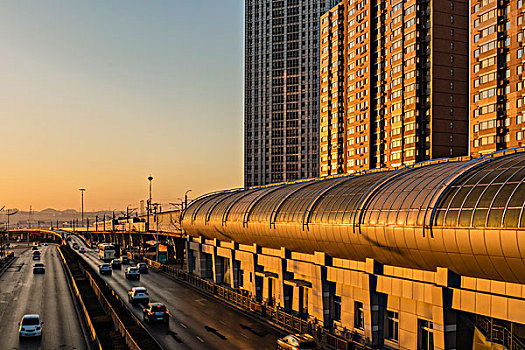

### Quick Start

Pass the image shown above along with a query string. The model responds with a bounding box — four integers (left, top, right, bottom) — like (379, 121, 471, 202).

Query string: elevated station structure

(182, 148, 525, 349)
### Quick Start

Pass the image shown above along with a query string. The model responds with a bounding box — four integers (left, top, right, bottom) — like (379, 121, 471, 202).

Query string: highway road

(0, 244, 87, 350)
(70, 235, 283, 350)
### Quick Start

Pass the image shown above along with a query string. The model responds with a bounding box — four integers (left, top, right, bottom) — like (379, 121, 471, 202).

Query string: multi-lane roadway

(70, 235, 283, 350)
(0, 244, 87, 350)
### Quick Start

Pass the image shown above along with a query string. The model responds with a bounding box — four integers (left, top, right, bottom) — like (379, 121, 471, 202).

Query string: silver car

(128, 287, 149, 304)
(125, 266, 140, 280)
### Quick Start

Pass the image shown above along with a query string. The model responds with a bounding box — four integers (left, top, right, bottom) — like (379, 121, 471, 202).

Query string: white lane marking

(195, 298, 206, 305)
(196, 336, 205, 343)
(219, 320, 227, 325)
(240, 333, 248, 338)
(179, 322, 187, 329)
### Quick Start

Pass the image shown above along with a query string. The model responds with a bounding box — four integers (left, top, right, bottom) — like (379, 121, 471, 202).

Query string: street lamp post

(79, 188, 86, 231)
(126, 205, 137, 253)
(152, 203, 159, 262)
(147, 176, 153, 231)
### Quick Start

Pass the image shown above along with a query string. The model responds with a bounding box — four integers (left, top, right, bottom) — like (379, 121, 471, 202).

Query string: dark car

(111, 259, 122, 270)
(120, 255, 130, 265)
(137, 263, 149, 274)
(33, 263, 45, 274)
(143, 303, 169, 324)
(277, 334, 319, 350)
(99, 263, 112, 275)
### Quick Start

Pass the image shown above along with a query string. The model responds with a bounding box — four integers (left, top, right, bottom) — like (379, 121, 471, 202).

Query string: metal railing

(84, 270, 143, 350)
(476, 315, 525, 350)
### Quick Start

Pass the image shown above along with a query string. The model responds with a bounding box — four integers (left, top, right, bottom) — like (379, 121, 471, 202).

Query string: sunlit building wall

(470, 0, 525, 156)
(319, 0, 469, 175)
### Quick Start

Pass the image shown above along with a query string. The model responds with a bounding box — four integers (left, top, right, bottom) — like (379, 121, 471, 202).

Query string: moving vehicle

(32, 251, 41, 261)
(31, 246, 38, 251)
(33, 263, 45, 274)
(120, 255, 130, 265)
(19, 314, 43, 338)
(72, 243, 79, 250)
(111, 259, 122, 270)
(143, 303, 169, 324)
(277, 334, 319, 350)
(79, 247, 86, 254)
(137, 263, 149, 274)
(128, 287, 149, 304)
(98, 243, 116, 261)
(44, 243, 48, 246)
(99, 263, 112, 275)
(125, 266, 140, 280)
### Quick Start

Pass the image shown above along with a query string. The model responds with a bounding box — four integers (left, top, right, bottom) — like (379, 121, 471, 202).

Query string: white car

(19, 314, 43, 338)
(128, 287, 150, 304)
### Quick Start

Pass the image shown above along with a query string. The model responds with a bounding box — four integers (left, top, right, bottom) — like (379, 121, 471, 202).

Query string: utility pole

(28, 205, 32, 245)
(184, 189, 192, 211)
(79, 188, 86, 231)
(4, 209, 18, 255)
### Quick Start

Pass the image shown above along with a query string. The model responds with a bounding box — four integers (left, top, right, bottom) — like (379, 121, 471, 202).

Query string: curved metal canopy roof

(182, 148, 525, 282)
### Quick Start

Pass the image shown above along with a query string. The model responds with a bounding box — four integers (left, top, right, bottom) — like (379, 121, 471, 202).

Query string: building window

(386, 311, 399, 342)
(355, 301, 365, 329)
(419, 320, 434, 350)
(333, 295, 341, 321)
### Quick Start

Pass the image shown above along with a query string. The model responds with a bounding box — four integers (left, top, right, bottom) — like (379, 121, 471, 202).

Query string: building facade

(183, 148, 525, 349)
(470, 0, 525, 156)
(244, 0, 338, 187)
(319, 0, 469, 176)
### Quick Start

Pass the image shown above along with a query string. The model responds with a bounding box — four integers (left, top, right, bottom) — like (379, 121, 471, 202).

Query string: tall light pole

(147, 175, 153, 231)
(79, 188, 86, 231)
(152, 202, 159, 262)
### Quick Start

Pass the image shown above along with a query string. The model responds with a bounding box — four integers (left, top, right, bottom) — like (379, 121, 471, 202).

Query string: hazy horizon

(0, 1, 244, 211)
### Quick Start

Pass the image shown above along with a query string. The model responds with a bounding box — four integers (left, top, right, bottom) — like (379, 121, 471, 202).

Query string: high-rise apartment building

(244, 0, 338, 187)
(470, 0, 525, 156)
(320, 0, 469, 176)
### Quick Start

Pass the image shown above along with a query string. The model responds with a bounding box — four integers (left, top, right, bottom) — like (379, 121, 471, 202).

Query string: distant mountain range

(1, 208, 134, 226)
